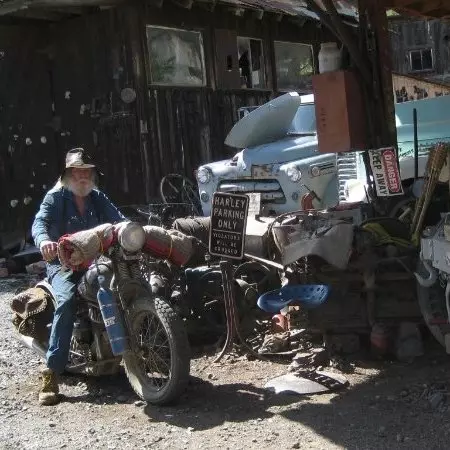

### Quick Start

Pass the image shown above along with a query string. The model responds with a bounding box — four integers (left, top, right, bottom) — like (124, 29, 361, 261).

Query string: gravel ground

(2, 275, 450, 450)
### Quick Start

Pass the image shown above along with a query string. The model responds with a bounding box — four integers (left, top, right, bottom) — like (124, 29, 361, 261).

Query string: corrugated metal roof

(213, 0, 358, 19)
(0, 0, 359, 20)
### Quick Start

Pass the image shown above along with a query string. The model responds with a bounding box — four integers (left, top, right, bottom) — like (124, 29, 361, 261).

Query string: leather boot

(38, 368, 59, 406)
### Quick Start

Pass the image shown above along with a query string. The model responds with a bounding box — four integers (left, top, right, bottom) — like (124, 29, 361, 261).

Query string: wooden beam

(275, 12, 283, 22)
(385, 0, 417, 7)
(360, 0, 397, 148)
(0, 0, 29, 16)
(172, 0, 193, 9)
(253, 9, 264, 20)
(418, 0, 445, 13)
(385, 0, 450, 17)
(33, 0, 121, 6)
(231, 7, 245, 16)
(197, 0, 215, 12)
(147, 0, 164, 7)
(304, 0, 340, 38)
(321, 0, 372, 86)
(10, 8, 69, 20)
(42, 5, 88, 14)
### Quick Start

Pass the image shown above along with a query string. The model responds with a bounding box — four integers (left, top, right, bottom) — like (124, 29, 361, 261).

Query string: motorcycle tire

(123, 296, 190, 406)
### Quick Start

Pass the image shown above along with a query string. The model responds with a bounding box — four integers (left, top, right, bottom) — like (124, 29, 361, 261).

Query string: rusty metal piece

(244, 253, 284, 271)
(213, 261, 236, 363)
(214, 260, 267, 363)
(414, 254, 437, 288)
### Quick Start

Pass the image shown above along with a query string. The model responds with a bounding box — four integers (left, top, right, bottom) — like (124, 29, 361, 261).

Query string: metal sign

(248, 193, 261, 217)
(368, 147, 404, 197)
(209, 192, 249, 260)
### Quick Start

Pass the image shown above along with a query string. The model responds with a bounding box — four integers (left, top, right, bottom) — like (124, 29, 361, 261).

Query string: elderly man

(32, 148, 125, 406)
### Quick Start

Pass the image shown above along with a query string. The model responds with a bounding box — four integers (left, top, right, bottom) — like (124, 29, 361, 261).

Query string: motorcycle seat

(257, 284, 330, 314)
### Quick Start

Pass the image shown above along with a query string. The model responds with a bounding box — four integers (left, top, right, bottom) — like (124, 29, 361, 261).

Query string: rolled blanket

(143, 225, 194, 267)
(171, 217, 211, 245)
(57, 223, 114, 271)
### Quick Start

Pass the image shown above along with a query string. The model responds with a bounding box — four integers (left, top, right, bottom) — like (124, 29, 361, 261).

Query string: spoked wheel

(159, 173, 202, 216)
(123, 297, 190, 405)
(234, 261, 275, 295)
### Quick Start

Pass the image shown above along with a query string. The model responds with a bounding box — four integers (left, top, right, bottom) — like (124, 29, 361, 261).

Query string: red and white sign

(368, 147, 404, 197)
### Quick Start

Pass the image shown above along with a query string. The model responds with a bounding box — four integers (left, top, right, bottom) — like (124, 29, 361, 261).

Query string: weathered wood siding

(46, 2, 329, 206)
(390, 18, 450, 84)
(0, 1, 331, 242)
(0, 25, 56, 242)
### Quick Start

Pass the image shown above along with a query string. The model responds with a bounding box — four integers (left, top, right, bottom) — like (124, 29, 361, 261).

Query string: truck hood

(201, 135, 318, 177)
(239, 135, 318, 165)
(225, 92, 303, 149)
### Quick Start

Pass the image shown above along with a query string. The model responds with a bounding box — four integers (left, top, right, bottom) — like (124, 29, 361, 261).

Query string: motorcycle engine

(78, 258, 113, 302)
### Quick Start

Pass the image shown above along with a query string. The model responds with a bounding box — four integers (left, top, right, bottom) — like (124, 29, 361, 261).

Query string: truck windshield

(287, 104, 316, 136)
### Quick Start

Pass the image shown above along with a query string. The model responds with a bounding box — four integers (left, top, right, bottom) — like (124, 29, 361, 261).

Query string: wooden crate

(313, 70, 367, 154)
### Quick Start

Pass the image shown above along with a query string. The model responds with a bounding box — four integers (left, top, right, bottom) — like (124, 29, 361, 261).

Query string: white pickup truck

(196, 92, 450, 216)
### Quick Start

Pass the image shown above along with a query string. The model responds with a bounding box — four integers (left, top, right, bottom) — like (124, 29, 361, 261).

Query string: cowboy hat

(61, 147, 102, 178)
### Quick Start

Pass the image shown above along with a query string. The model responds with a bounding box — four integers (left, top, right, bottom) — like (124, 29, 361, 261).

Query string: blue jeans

(46, 263, 84, 375)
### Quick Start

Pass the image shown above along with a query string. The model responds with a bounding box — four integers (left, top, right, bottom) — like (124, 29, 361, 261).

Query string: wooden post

(359, 0, 397, 148)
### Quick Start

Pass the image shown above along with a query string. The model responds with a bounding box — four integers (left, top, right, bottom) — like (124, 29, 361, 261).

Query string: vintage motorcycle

(11, 221, 190, 405)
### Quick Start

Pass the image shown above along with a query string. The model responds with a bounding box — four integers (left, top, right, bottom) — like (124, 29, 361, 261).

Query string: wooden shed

(0, 0, 360, 247)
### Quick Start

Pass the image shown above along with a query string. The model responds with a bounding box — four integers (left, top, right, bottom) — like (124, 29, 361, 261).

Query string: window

(146, 25, 206, 86)
(274, 41, 314, 91)
(409, 48, 434, 72)
(237, 37, 266, 89)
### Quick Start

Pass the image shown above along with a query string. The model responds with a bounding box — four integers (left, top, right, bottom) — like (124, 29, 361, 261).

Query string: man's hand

(39, 240, 58, 262)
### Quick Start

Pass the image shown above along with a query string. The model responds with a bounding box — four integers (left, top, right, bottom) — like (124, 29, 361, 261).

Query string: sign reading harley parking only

(209, 192, 249, 260)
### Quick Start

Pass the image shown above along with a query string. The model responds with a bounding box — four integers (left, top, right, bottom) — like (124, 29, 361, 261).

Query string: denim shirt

(31, 186, 126, 252)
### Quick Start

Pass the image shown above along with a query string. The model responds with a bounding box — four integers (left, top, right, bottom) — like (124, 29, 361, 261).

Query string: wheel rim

(160, 174, 202, 215)
(132, 310, 172, 391)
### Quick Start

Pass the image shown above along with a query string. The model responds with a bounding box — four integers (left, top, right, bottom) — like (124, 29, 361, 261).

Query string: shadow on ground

(277, 344, 450, 449)
(55, 339, 450, 449)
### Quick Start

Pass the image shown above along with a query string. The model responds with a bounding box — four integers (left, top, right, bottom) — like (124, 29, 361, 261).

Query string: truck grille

(217, 179, 286, 204)
(336, 153, 358, 202)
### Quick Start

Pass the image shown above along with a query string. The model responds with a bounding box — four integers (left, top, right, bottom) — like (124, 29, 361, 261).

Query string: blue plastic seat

(257, 284, 330, 314)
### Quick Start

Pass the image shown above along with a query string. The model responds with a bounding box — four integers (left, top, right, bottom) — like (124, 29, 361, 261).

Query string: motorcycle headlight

(286, 166, 302, 183)
(118, 222, 146, 252)
(196, 167, 212, 184)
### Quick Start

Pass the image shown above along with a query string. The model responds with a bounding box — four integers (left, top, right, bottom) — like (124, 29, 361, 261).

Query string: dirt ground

(2, 275, 450, 450)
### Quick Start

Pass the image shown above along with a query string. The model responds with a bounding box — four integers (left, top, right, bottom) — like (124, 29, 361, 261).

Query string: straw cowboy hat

(61, 148, 102, 179)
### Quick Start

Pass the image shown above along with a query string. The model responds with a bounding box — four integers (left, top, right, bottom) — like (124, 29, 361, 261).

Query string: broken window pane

(409, 48, 433, 72)
(421, 49, 433, 70)
(146, 26, 206, 86)
(237, 37, 266, 89)
(274, 41, 314, 91)
(410, 50, 423, 71)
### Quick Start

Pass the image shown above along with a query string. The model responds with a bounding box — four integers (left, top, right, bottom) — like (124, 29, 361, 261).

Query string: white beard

(66, 179, 95, 197)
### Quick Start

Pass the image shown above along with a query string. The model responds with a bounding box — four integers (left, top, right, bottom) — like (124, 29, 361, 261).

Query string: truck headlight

(196, 167, 212, 184)
(286, 167, 302, 183)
